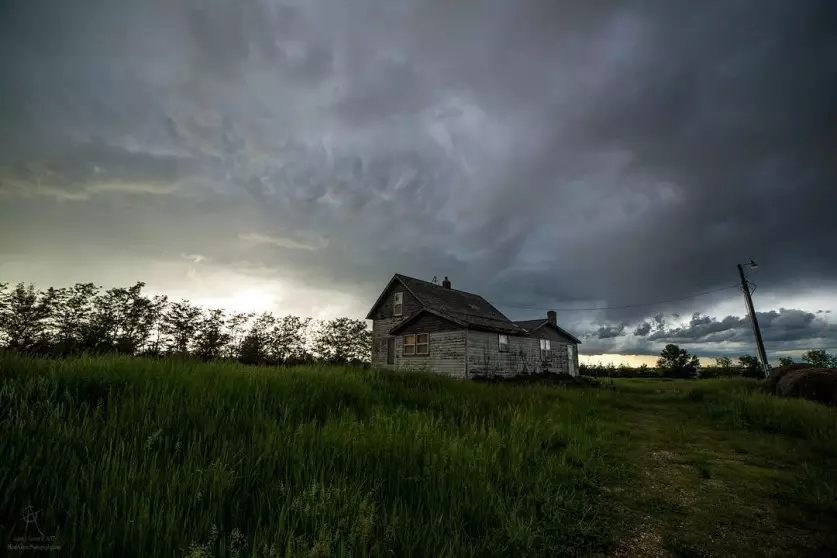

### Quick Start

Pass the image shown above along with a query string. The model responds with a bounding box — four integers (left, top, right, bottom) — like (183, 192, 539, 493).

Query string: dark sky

(1, 0, 836, 361)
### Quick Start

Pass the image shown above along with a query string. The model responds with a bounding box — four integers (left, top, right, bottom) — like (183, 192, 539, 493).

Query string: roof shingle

(393, 274, 525, 334)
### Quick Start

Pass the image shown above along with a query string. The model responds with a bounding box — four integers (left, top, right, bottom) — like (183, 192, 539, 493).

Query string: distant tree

(266, 315, 312, 365)
(238, 312, 276, 365)
(715, 356, 732, 369)
(76, 282, 159, 354)
(738, 355, 763, 378)
(801, 349, 836, 368)
(50, 283, 99, 355)
(657, 344, 700, 378)
(110, 282, 159, 354)
(161, 300, 202, 356)
(194, 309, 231, 361)
(142, 295, 169, 357)
(225, 312, 254, 359)
(778, 356, 794, 367)
(313, 318, 372, 364)
(0, 283, 57, 352)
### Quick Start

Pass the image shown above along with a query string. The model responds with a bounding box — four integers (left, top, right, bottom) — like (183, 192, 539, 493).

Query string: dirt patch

(610, 524, 666, 558)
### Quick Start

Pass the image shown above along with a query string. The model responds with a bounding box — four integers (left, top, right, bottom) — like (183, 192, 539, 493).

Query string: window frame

(403, 333, 415, 355)
(416, 333, 429, 355)
(498, 334, 509, 352)
(403, 333, 429, 356)
(393, 292, 403, 317)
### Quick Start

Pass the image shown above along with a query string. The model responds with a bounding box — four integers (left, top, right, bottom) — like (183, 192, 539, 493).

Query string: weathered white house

(366, 273, 581, 378)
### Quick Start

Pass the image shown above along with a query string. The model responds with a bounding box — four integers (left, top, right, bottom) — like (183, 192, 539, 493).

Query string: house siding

(466, 330, 579, 377)
(371, 317, 401, 367)
(535, 326, 580, 376)
(369, 281, 423, 368)
(393, 330, 467, 378)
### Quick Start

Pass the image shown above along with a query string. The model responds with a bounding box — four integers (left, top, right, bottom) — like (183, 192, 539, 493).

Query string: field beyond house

(1, 355, 836, 557)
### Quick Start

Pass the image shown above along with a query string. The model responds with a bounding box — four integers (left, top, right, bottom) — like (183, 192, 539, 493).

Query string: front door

(387, 337, 395, 365)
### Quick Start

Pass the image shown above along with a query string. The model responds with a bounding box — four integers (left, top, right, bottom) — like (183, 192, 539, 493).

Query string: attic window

(498, 334, 509, 352)
(393, 292, 403, 317)
(540, 338, 551, 359)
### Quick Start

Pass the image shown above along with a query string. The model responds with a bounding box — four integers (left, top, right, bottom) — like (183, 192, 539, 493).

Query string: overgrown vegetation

(0, 281, 370, 365)
(1, 354, 835, 557)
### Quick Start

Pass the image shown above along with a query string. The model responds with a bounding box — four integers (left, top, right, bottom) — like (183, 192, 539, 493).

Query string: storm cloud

(1, 0, 836, 359)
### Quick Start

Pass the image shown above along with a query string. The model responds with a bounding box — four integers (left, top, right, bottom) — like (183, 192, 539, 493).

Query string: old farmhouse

(366, 273, 581, 378)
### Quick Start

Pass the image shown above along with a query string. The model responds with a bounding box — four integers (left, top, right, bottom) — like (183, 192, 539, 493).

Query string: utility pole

(737, 262, 770, 378)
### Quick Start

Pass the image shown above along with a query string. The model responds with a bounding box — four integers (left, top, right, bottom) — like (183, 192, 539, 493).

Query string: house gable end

(541, 323, 582, 345)
(365, 275, 423, 320)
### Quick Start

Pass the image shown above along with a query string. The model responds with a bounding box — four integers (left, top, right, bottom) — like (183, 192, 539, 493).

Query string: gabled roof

(512, 319, 582, 344)
(367, 273, 582, 341)
(367, 273, 526, 335)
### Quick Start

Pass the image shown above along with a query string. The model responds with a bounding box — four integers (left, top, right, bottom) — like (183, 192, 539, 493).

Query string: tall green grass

(0, 354, 617, 557)
(686, 379, 837, 449)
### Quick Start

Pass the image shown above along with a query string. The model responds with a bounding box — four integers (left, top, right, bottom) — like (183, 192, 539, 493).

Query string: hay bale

(773, 367, 837, 406)
(763, 363, 815, 394)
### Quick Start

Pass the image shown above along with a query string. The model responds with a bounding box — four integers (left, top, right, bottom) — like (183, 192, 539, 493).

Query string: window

(393, 292, 403, 317)
(403, 333, 429, 356)
(416, 333, 429, 355)
(540, 338, 551, 359)
(498, 334, 509, 352)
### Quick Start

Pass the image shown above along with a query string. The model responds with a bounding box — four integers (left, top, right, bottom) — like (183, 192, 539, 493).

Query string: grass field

(1, 354, 836, 557)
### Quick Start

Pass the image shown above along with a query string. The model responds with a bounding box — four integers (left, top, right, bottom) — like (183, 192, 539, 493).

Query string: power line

(494, 284, 741, 312)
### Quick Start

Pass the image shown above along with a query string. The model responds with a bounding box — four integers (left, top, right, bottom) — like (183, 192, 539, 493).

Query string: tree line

(580, 343, 836, 379)
(0, 281, 371, 365)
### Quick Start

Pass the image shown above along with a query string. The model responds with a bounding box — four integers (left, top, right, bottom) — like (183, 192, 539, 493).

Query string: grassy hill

(1, 354, 835, 557)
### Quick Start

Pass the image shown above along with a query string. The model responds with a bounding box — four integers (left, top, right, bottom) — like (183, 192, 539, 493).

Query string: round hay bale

(775, 367, 837, 406)
(763, 363, 815, 394)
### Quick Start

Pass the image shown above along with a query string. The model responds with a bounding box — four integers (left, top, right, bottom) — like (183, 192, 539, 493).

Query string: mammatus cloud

(596, 324, 627, 339)
(0, 0, 835, 357)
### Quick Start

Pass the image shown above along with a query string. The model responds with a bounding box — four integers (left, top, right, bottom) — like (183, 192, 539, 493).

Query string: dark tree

(657, 344, 700, 378)
(161, 300, 202, 356)
(0, 283, 57, 352)
(801, 349, 836, 368)
(238, 312, 276, 365)
(110, 282, 159, 354)
(50, 283, 99, 355)
(313, 318, 372, 365)
(0, 278, 377, 365)
(266, 315, 312, 365)
(141, 295, 169, 357)
(778, 356, 794, 367)
(194, 309, 231, 361)
(225, 312, 254, 359)
(738, 355, 763, 378)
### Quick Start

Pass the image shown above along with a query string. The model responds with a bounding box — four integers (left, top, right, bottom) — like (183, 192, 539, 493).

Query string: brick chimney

(547, 310, 557, 326)
(442, 276, 451, 289)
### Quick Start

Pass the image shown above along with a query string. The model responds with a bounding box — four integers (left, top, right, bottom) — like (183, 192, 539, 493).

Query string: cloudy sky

(1, 0, 835, 364)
